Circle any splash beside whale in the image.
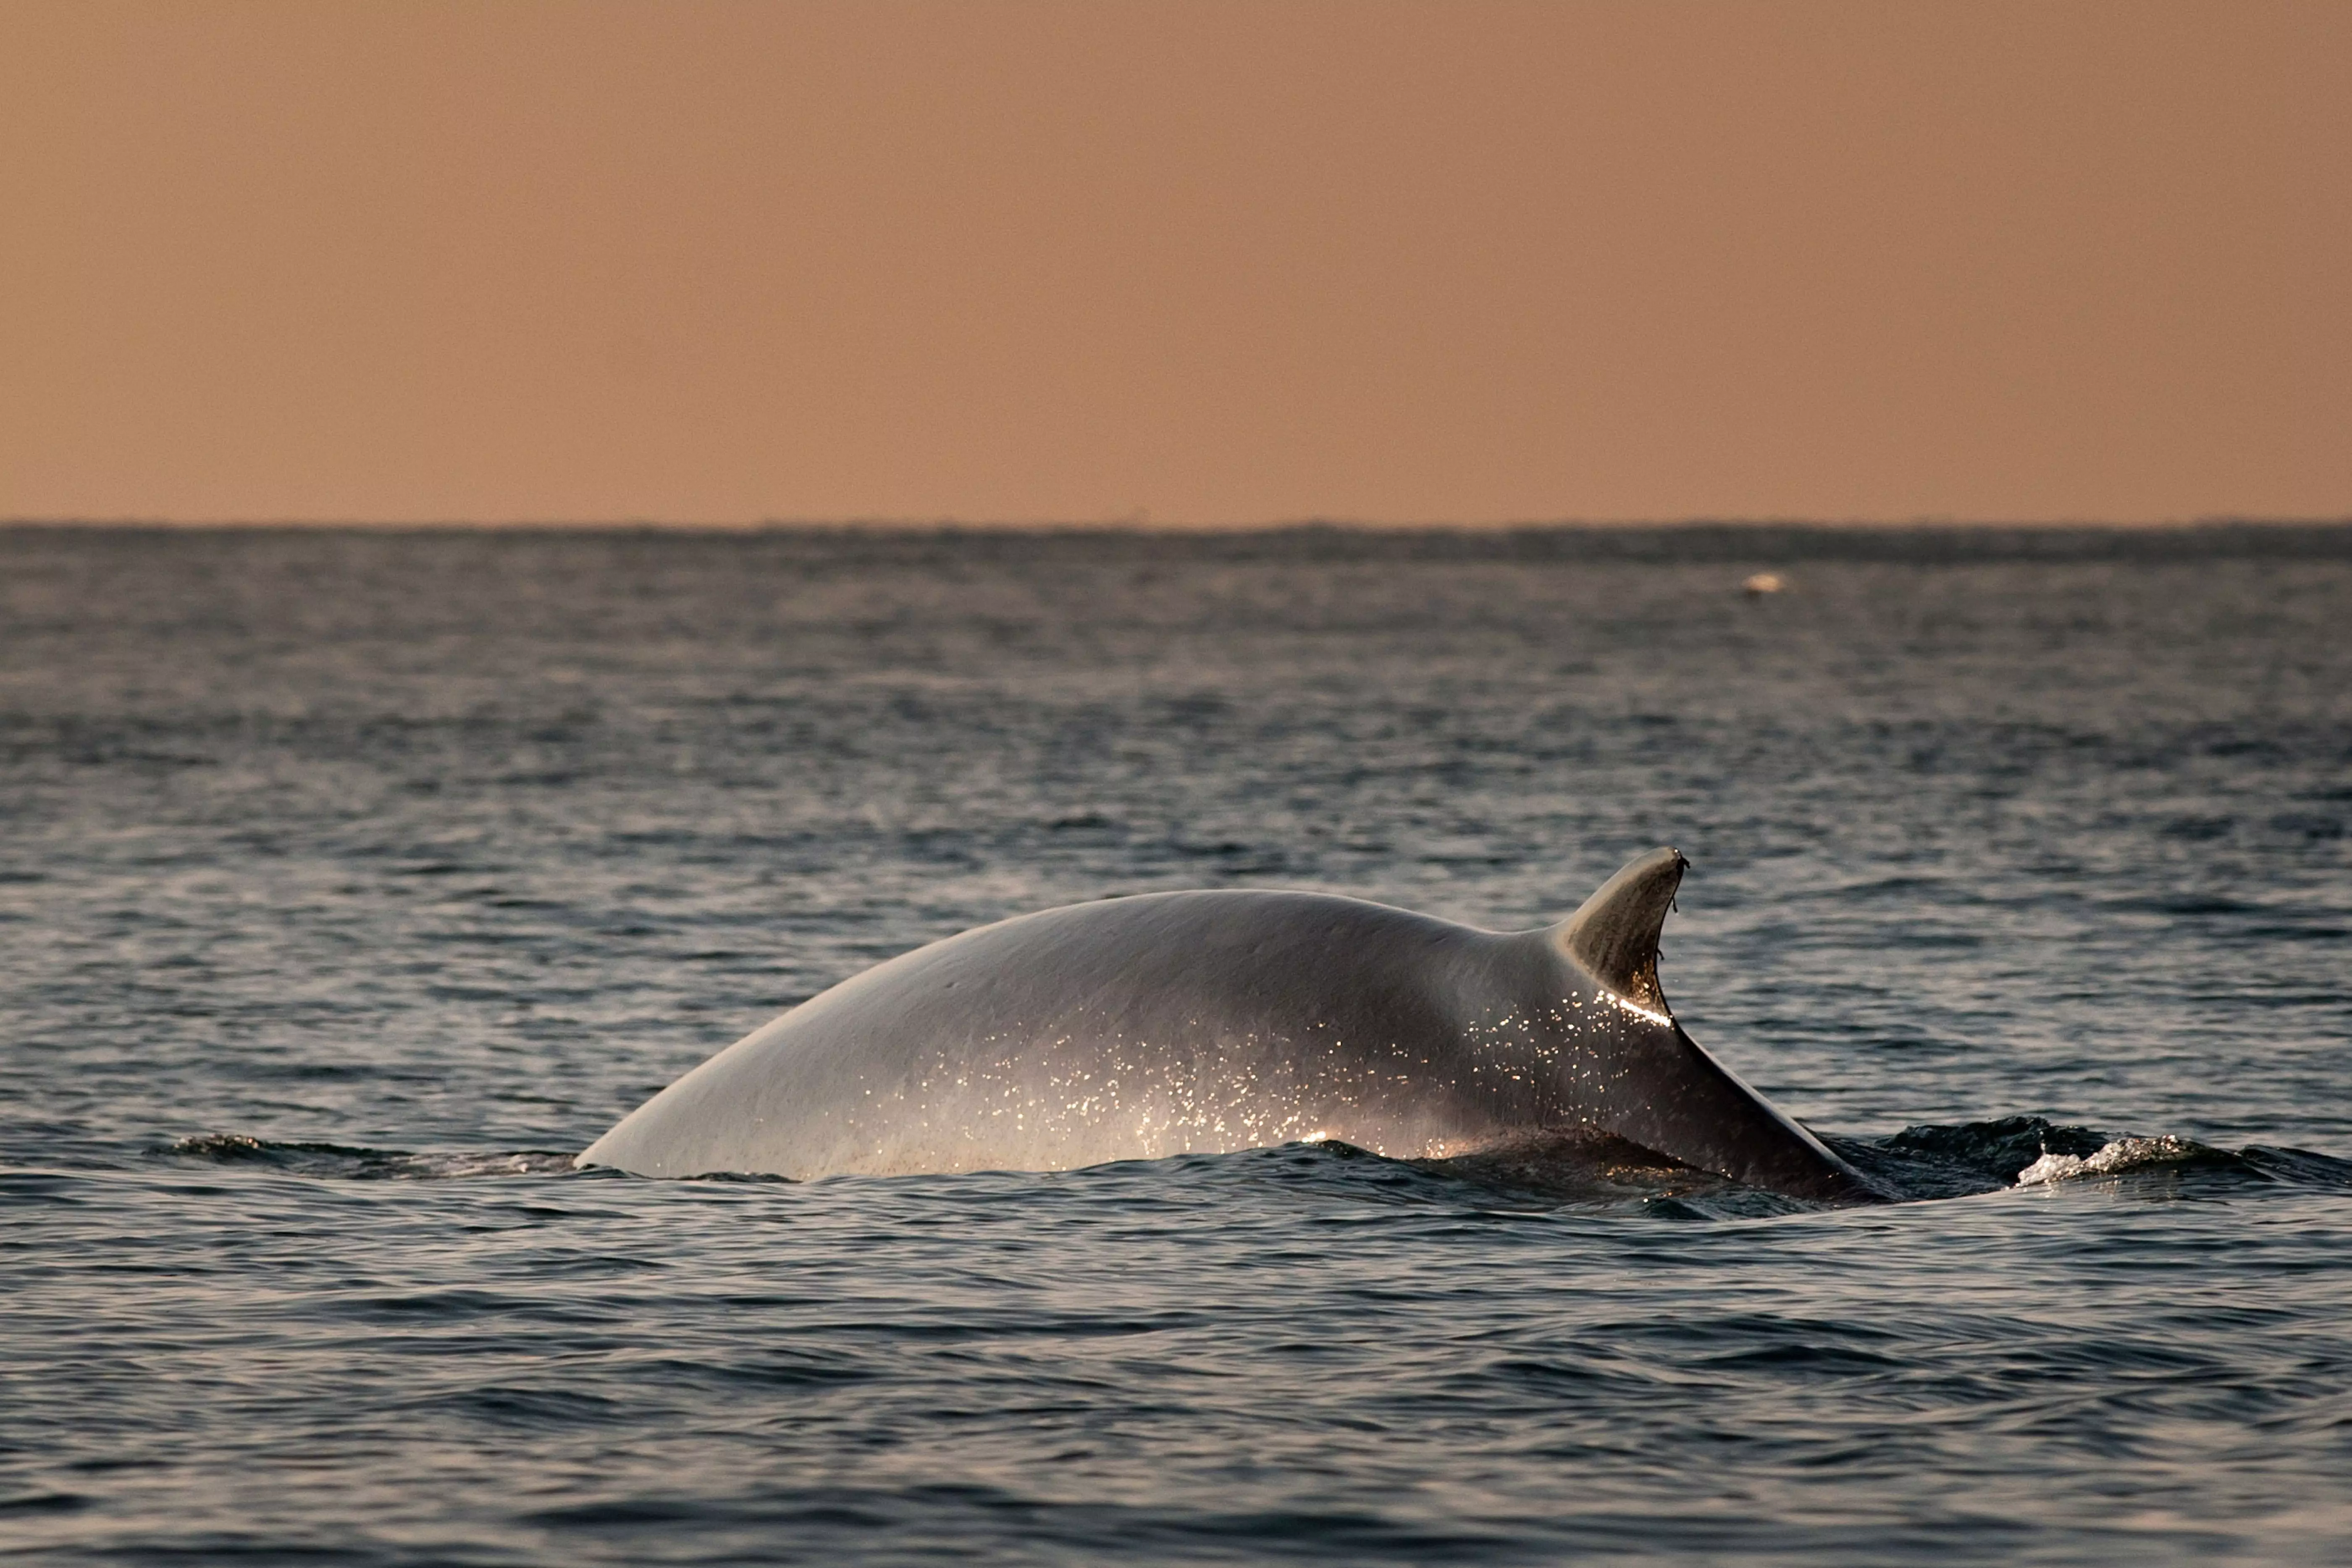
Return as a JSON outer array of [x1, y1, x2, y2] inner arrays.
[[578, 848, 1877, 1202]]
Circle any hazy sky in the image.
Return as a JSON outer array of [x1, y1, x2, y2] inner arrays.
[[4, 0, 2347, 524]]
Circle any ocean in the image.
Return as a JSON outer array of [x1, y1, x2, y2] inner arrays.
[[3, 523, 2349, 1564]]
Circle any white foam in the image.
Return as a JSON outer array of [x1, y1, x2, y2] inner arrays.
[[2014, 1135, 2200, 1187]]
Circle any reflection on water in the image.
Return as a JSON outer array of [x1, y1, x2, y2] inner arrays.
[[3, 524, 2350, 1564]]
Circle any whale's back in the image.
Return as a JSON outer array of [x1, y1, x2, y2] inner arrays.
[[579, 890, 1542, 1179]]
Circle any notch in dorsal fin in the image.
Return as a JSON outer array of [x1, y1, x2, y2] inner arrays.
[[1551, 847, 1689, 1014]]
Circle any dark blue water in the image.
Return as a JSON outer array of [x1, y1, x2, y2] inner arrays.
[[4, 524, 2350, 1565]]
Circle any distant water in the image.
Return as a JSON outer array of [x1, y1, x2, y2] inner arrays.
[[4, 523, 2350, 1565]]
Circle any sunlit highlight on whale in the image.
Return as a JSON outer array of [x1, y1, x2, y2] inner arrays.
[[578, 848, 1877, 1202]]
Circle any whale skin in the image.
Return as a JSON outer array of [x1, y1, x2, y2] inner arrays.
[[578, 848, 1875, 1202]]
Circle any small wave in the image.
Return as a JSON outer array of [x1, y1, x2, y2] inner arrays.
[[160, 1135, 577, 1181], [1821, 1117, 2352, 1202], [1999, 1132, 2352, 1193], [2014, 1134, 2243, 1187], [1834, 1115, 2108, 1199]]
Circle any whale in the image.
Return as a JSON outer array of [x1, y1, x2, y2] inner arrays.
[[578, 848, 1877, 1201]]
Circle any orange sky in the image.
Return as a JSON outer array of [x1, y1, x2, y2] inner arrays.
[[3, 0, 2347, 525]]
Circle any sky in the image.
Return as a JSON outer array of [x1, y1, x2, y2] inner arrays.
[[3, 0, 2347, 526]]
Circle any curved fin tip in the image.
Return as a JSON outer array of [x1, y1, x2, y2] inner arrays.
[[1554, 847, 1688, 1012]]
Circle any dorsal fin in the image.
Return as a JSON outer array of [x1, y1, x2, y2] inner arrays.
[[1551, 847, 1688, 1014]]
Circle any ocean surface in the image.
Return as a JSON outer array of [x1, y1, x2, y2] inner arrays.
[[3, 523, 2350, 1565]]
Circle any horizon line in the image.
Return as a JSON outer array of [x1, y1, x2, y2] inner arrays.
[[7, 514, 2351, 534]]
